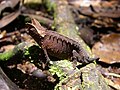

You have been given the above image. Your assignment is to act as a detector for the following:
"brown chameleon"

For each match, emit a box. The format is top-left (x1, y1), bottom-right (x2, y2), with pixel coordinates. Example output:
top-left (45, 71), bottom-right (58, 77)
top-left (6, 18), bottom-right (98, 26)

top-left (27, 19), bottom-right (98, 66)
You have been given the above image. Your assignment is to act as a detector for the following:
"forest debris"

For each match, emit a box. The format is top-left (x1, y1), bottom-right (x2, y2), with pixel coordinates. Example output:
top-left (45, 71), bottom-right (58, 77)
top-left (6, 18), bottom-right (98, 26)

top-left (17, 61), bottom-right (38, 74)
top-left (17, 61), bottom-right (49, 79)
top-left (105, 73), bottom-right (120, 78)
top-left (91, 18), bottom-right (116, 28)
top-left (92, 33), bottom-right (120, 64)
top-left (0, 29), bottom-right (28, 46)
top-left (79, 6), bottom-right (120, 18)
top-left (0, 0), bottom-right (21, 28)
top-left (77, 0), bottom-right (120, 19)
top-left (79, 27), bottom-right (94, 45)
top-left (0, 67), bottom-right (20, 90)
top-left (105, 78), bottom-right (120, 90)
top-left (0, 30), bottom-right (20, 39)
top-left (0, 33), bottom-right (22, 45)
top-left (55, 63), bottom-right (111, 90)
top-left (0, 42), bottom-right (33, 61)
top-left (70, 1), bottom-right (120, 29)
top-left (79, 63), bottom-right (111, 90)
top-left (97, 65), bottom-right (120, 89)
top-left (0, 10), bottom-right (21, 28)
top-left (49, 60), bottom-right (75, 80)
top-left (0, 30), bottom-right (6, 39)
top-left (0, 44), bottom-right (15, 52)
top-left (22, 13), bottom-right (53, 26)
top-left (68, 0), bottom-right (101, 7)
top-left (0, 0), bottom-right (20, 14)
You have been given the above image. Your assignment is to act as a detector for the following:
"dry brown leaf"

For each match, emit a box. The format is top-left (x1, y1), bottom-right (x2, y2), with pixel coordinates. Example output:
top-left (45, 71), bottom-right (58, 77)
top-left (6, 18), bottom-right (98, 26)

top-left (92, 33), bottom-right (120, 64)
top-left (0, 10), bottom-right (20, 28)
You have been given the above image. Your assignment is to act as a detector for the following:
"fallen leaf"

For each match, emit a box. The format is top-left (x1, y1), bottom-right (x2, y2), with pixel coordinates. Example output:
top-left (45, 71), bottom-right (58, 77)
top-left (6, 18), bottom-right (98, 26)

top-left (92, 33), bottom-right (120, 64)
top-left (0, 10), bottom-right (20, 28)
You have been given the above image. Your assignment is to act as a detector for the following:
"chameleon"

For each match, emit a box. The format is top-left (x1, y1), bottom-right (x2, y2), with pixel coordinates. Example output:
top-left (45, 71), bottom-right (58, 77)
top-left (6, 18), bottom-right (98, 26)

top-left (26, 19), bottom-right (98, 66)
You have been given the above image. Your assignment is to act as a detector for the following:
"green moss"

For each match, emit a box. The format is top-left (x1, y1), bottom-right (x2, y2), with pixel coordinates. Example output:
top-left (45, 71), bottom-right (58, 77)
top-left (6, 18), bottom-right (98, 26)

top-left (24, 45), bottom-right (41, 60)
top-left (0, 50), bottom-right (14, 61)
top-left (49, 65), bottom-right (66, 80)
top-left (49, 60), bottom-right (75, 80)
top-left (42, 0), bottom-right (56, 15)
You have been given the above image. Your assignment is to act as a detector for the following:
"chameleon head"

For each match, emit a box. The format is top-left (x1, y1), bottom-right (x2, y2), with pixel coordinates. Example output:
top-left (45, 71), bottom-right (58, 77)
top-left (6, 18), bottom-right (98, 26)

top-left (26, 19), bottom-right (47, 45)
top-left (27, 18), bottom-right (46, 37)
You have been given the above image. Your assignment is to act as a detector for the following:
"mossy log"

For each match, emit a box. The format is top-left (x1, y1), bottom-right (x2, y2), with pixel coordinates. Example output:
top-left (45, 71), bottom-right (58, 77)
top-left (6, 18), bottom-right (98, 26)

top-left (54, 63), bottom-right (111, 90)
top-left (0, 42), bottom-right (33, 61)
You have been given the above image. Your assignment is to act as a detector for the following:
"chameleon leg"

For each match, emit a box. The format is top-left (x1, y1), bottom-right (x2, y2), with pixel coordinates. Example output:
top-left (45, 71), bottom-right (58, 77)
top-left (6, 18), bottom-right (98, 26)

top-left (72, 50), bottom-right (90, 68)
top-left (42, 48), bottom-right (51, 69)
top-left (72, 50), bottom-right (99, 65)
top-left (43, 48), bottom-right (51, 62)
top-left (72, 50), bottom-right (90, 64)
top-left (72, 50), bottom-right (83, 62)
top-left (71, 50), bottom-right (81, 68)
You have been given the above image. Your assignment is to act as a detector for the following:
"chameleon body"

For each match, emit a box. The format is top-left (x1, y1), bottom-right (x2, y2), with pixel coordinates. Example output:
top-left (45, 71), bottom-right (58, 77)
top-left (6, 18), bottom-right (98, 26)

top-left (27, 19), bottom-right (97, 64)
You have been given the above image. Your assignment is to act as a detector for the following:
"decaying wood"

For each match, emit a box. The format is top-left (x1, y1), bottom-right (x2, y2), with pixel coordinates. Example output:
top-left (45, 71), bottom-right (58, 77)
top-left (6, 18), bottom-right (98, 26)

top-left (27, 19), bottom-right (97, 64)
